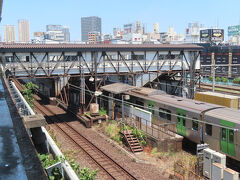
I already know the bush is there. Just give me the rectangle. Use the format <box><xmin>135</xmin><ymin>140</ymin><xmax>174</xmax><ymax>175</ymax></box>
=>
<box><xmin>209</xmin><ymin>76</ymin><xmax>213</xmax><ymax>82</ymax></box>
<box><xmin>233</xmin><ymin>77</ymin><xmax>240</xmax><ymax>84</ymax></box>
<box><xmin>22</xmin><ymin>82</ymin><xmax>39</xmax><ymax>109</ymax></box>
<box><xmin>215</xmin><ymin>77</ymin><xmax>221</xmax><ymax>82</ymax></box>
<box><xmin>79</xmin><ymin>167</ymin><xmax>97</xmax><ymax>180</ymax></box>
<box><xmin>221</xmin><ymin>77</ymin><xmax>228</xmax><ymax>83</ymax></box>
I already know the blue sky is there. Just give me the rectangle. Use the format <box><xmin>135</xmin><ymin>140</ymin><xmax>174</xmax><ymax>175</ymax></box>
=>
<box><xmin>1</xmin><ymin>0</ymin><xmax>240</xmax><ymax>41</ymax></box>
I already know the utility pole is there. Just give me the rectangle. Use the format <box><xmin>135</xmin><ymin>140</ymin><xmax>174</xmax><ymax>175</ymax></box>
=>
<box><xmin>212</xmin><ymin>64</ymin><xmax>215</xmax><ymax>92</ymax></box>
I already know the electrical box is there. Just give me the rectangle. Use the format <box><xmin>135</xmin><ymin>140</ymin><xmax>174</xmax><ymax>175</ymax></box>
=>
<box><xmin>212</xmin><ymin>163</ymin><xmax>224</xmax><ymax>180</ymax></box>
<box><xmin>212</xmin><ymin>151</ymin><xmax>226</xmax><ymax>167</ymax></box>
<box><xmin>203</xmin><ymin>148</ymin><xmax>216</xmax><ymax>178</ymax></box>
<box><xmin>223</xmin><ymin>168</ymin><xmax>239</xmax><ymax>180</ymax></box>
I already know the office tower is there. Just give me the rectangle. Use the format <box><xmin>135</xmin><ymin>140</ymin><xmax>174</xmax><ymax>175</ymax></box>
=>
<box><xmin>81</xmin><ymin>16</ymin><xmax>101</xmax><ymax>42</ymax></box>
<box><xmin>18</xmin><ymin>19</ymin><xmax>30</xmax><ymax>42</ymax></box>
<box><xmin>4</xmin><ymin>25</ymin><xmax>16</xmax><ymax>42</ymax></box>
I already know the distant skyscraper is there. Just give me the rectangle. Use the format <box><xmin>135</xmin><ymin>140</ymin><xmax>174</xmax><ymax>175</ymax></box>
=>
<box><xmin>62</xmin><ymin>26</ymin><xmax>70</xmax><ymax>42</ymax></box>
<box><xmin>153</xmin><ymin>23</ymin><xmax>159</xmax><ymax>33</ymax></box>
<box><xmin>45</xmin><ymin>25</ymin><xmax>70</xmax><ymax>42</ymax></box>
<box><xmin>81</xmin><ymin>16</ymin><xmax>101</xmax><ymax>42</ymax></box>
<box><xmin>18</xmin><ymin>19</ymin><xmax>30</xmax><ymax>42</ymax></box>
<box><xmin>4</xmin><ymin>25</ymin><xmax>16</xmax><ymax>42</ymax></box>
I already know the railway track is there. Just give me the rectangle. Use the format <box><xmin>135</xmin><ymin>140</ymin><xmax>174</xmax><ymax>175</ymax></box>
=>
<box><xmin>13</xmin><ymin>78</ymin><xmax>138</xmax><ymax>180</ymax></box>
<box><xmin>198</xmin><ymin>83</ymin><xmax>240</xmax><ymax>96</ymax></box>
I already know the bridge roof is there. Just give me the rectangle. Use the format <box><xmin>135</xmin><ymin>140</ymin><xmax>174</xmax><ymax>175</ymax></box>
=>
<box><xmin>0</xmin><ymin>43</ymin><xmax>203</xmax><ymax>53</ymax></box>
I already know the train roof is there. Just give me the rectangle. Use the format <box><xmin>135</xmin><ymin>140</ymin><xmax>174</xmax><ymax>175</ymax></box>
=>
<box><xmin>205</xmin><ymin>108</ymin><xmax>240</xmax><ymax>125</ymax></box>
<box><xmin>101</xmin><ymin>83</ymin><xmax>224</xmax><ymax>113</ymax></box>
<box><xmin>126</xmin><ymin>88</ymin><xmax>222</xmax><ymax>113</ymax></box>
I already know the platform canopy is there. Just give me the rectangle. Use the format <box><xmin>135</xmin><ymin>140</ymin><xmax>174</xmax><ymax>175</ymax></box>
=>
<box><xmin>100</xmin><ymin>83</ymin><xmax>137</xmax><ymax>94</ymax></box>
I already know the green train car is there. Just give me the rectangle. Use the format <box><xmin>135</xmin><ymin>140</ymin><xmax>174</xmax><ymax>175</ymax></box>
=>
<box><xmin>126</xmin><ymin>88</ymin><xmax>240</xmax><ymax>161</ymax></box>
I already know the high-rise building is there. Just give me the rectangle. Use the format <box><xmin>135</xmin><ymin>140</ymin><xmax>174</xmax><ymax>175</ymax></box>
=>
<box><xmin>45</xmin><ymin>25</ymin><xmax>70</xmax><ymax>42</ymax></box>
<box><xmin>62</xmin><ymin>26</ymin><xmax>70</xmax><ymax>42</ymax></box>
<box><xmin>81</xmin><ymin>16</ymin><xmax>101</xmax><ymax>42</ymax></box>
<box><xmin>88</xmin><ymin>31</ymin><xmax>101</xmax><ymax>44</ymax></box>
<box><xmin>153</xmin><ymin>23</ymin><xmax>159</xmax><ymax>33</ymax></box>
<box><xmin>18</xmin><ymin>19</ymin><xmax>30</xmax><ymax>42</ymax></box>
<box><xmin>4</xmin><ymin>25</ymin><xmax>16</xmax><ymax>43</ymax></box>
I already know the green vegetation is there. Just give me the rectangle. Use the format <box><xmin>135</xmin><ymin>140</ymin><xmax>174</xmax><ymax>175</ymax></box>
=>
<box><xmin>209</xmin><ymin>76</ymin><xmax>213</xmax><ymax>82</ymax></box>
<box><xmin>79</xmin><ymin>167</ymin><xmax>98</xmax><ymax>180</ymax></box>
<box><xmin>39</xmin><ymin>153</ymin><xmax>97</xmax><ymax>180</ymax></box>
<box><xmin>99</xmin><ymin>107</ymin><xmax>107</xmax><ymax>116</ymax></box>
<box><xmin>132</xmin><ymin>128</ymin><xmax>147</xmax><ymax>146</ymax></box>
<box><xmin>105</xmin><ymin>122</ymin><xmax>122</xmax><ymax>144</ymax></box>
<box><xmin>38</xmin><ymin>154</ymin><xmax>63</xmax><ymax>180</ymax></box>
<box><xmin>215</xmin><ymin>77</ymin><xmax>221</xmax><ymax>82</ymax></box>
<box><xmin>104</xmin><ymin>121</ymin><xmax>147</xmax><ymax>146</ymax></box>
<box><xmin>221</xmin><ymin>77</ymin><xmax>228</xmax><ymax>83</ymax></box>
<box><xmin>232</xmin><ymin>77</ymin><xmax>240</xmax><ymax>84</ymax></box>
<box><xmin>209</xmin><ymin>76</ymin><xmax>229</xmax><ymax>83</ymax></box>
<box><xmin>22</xmin><ymin>82</ymin><xmax>39</xmax><ymax>109</ymax></box>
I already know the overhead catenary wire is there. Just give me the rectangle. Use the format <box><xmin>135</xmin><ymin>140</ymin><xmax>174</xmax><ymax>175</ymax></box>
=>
<box><xmin>68</xmin><ymin>83</ymin><xmax>239</xmax><ymax>131</ymax></box>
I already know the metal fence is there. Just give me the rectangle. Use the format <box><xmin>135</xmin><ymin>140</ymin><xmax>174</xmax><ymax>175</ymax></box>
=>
<box><xmin>115</xmin><ymin>104</ymin><xmax>177</xmax><ymax>140</ymax></box>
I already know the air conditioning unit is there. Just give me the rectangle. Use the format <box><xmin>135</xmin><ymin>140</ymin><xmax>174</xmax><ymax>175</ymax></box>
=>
<box><xmin>212</xmin><ymin>162</ymin><xmax>224</xmax><ymax>180</ymax></box>
<box><xmin>212</xmin><ymin>151</ymin><xmax>226</xmax><ymax>167</ymax></box>
<box><xmin>223</xmin><ymin>168</ymin><xmax>239</xmax><ymax>180</ymax></box>
<box><xmin>203</xmin><ymin>148</ymin><xmax>216</xmax><ymax>178</ymax></box>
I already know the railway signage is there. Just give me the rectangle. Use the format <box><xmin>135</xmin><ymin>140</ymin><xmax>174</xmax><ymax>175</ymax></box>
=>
<box><xmin>134</xmin><ymin>107</ymin><xmax>152</xmax><ymax>126</ymax></box>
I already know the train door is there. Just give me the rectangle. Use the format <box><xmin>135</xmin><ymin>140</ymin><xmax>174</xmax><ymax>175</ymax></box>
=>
<box><xmin>176</xmin><ymin>109</ymin><xmax>186</xmax><ymax>136</ymax></box>
<box><xmin>220</xmin><ymin>120</ymin><xmax>235</xmax><ymax>157</ymax></box>
<box><xmin>221</xmin><ymin>128</ymin><xmax>235</xmax><ymax>156</ymax></box>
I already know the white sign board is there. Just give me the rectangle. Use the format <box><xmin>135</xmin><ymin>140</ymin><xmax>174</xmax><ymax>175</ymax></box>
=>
<box><xmin>134</xmin><ymin>107</ymin><xmax>152</xmax><ymax>126</ymax></box>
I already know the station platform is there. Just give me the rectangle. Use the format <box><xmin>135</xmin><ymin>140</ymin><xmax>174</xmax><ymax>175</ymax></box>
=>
<box><xmin>0</xmin><ymin>76</ymin><xmax>47</xmax><ymax>180</ymax></box>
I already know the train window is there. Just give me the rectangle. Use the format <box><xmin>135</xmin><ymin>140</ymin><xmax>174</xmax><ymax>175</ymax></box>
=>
<box><xmin>192</xmin><ymin>119</ymin><xmax>198</xmax><ymax>131</ymax></box>
<box><xmin>229</xmin><ymin>130</ymin><xmax>234</xmax><ymax>144</ymax></box>
<box><xmin>159</xmin><ymin>108</ymin><xmax>171</xmax><ymax>121</ymax></box>
<box><xmin>183</xmin><ymin>119</ymin><xmax>186</xmax><ymax>126</ymax></box>
<box><xmin>206</xmin><ymin>124</ymin><xmax>212</xmax><ymax>136</ymax></box>
<box><xmin>136</xmin><ymin>100</ymin><xmax>144</xmax><ymax>107</ymax></box>
<box><xmin>221</xmin><ymin>128</ymin><xmax>226</xmax><ymax>141</ymax></box>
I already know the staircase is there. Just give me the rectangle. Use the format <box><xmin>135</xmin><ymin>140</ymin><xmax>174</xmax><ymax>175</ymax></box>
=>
<box><xmin>135</xmin><ymin>73</ymin><xmax>159</xmax><ymax>87</ymax></box>
<box><xmin>122</xmin><ymin>130</ymin><xmax>143</xmax><ymax>153</ymax></box>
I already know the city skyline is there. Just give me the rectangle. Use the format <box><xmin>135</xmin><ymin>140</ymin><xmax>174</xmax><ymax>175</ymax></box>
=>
<box><xmin>1</xmin><ymin>0</ymin><xmax>240</xmax><ymax>41</ymax></box>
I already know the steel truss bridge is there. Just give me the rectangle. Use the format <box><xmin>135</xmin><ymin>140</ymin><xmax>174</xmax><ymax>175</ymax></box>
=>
<box><xmin>0</xmin><ymin>43</ymin><xmax>202</xmax><ymax>107</ymax></box>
